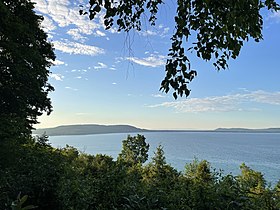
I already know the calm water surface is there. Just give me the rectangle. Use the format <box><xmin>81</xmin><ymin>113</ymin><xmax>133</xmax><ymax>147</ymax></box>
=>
<box><xmin>49</xmin><ymin>132</ymin><xmax>280</xmax><ymax>185</ymax></box>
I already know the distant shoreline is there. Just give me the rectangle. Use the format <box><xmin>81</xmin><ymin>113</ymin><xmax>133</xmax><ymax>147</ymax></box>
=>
<box><xmin>33</xmin><ymin>124</ymin><xmax>280</xmax><ymax>136</ymax></box>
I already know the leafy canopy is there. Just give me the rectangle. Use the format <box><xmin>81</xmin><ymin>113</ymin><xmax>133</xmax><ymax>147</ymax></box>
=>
<box><xmin>0</xmin><ymin>0</ymin><xmax>55</xmax><ymax>138</ymax></box>
<box><xmin>118</xmin><ymin>134</ymin><xmax>149</xmax><ymax>165</ymax></box>
<box><xmin>81</xmin><ymin>0</ymin><xmax>279</xmax><ymax>99</ymax></box>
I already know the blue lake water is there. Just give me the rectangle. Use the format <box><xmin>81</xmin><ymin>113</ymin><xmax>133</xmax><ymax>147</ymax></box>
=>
<box><xmin>48</xmin><ymin>132</ymin><xmax>280</xmax><ymax>186</ymax></box>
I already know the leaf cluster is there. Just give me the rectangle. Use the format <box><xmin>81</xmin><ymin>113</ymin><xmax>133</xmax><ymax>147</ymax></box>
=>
<box><xmin>82</xmin><ymin>0</ymin><xmax>280</xmax><ymax>98</ymax></box>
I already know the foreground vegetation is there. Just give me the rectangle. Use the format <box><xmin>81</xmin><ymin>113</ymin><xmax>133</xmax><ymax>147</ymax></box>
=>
<box><xmin>1</xmin><ymin>134</ymin><xmax>280</xmax><ymax>210</ymax></box>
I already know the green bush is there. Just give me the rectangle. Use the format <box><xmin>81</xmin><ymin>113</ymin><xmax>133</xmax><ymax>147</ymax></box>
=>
<box><xmin>1</xmin><ymin>134</ymin><xmax>279</xmax><ymax>209</ymax></box>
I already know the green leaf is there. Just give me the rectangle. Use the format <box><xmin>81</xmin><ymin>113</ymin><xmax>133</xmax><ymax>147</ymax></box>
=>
<box><xmin>19</xmin><ymin>195</ymin><xmax>28</xmax><ymax>206</ymax></box>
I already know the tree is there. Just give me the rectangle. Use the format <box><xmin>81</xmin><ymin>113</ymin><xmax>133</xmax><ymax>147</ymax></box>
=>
<box><xmin>118</xmin><ymin>134</ymin><xmax>150</xmax><ymax>165</ymax></box>
<box><xmin>81</xmin><ymin>0</ymin><xmax>279</xmax><ymax>98</ymax></box>
<box><xmin>0</xmin><ymin>0</ymin><xmax>55</xmax><ymax>139</ymax></box>
<box><xmin>143</xmin><ymin>145</ymin><xmax>179</xmax><ymax>187</ymax></box>
<box><xmin>185</xmin><ymin>159</ymin><xmax>213</xmax><ymax>182</ymax></box>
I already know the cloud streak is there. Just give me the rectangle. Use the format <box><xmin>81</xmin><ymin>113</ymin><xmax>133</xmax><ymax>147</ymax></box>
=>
<box><xmin>126</xmin><ymin>54</ymin><xmax>166</xmax><ymax>67</ymax></box>
<box><xmin>52</xmin><ymin>59</ymin><xmax>65</xmax><ymax>65</ymax></box>
<box><xmin>152</xmin><ymin>94</ymin><xmax>166</xmax><ymax>98</ymax></box>
<box><xmin>50</xmin><ymin>73</ymin><xmax>64</xmax><ymax>81</ymax></box>
<box><xmin>65</xmin><ymin>86</ymin><xmax>78</xmax><ymax>91</ymax></box>
<box><xmin>53</xmin><ymin>41</ymin><xmax>105</xmax><ymax>56</ymax></box>
<box><xmin>94</xmin><ymin>62</ymin><xmax>107</xmax><ymax>69</ymax></box>
<box><xmin>148</xmin><ymin>90</ymin><xmax>280</xmax><ymax>113</ymax></box>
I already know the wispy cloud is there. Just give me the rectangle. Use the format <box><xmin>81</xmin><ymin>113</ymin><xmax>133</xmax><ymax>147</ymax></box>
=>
<box><xmin>148</xmin><ymin>90</ymin><xmax>280</xmax><ymax>113</ymax></box>
<box><xmin>96</xmin><ymin>30</ymin><xmax>106</xmax><ymax>37</ymax></box>
<box><xmin>126</xmin><ymin>54</ymin><xmax>166</xmax><ymax>67</ymax></box>
<box><xmin>53</xmin><ymin>41</ymin><xmax>105</xmax><ymax>56</ymax></box>
<box><xmin>67</xmin><ymin>29</ymin><xmax>87</xmax><ymax>42</ymax></box>
<box><xmin>94</xmin><ymin>62</ymin><xmax>107</xmax><ymax>69</ymax></box>
<box><xmin>152</xmin><ymin>94</ymin><xmax>166</xmax><ymax>98</ymax></box>
<box><xmin>138</xmin><ymin>24</ymin><xmax>170</xmax><ymax>37</ymax></box>
<box><xmin>40</xmin><ymin>16</ymin><xmax>56</xmax><ymax>32</ymax></box>
<box><xmin>139</xmin><ymin>30</ymin><xmax>157</xmax><ymax>36</ymax></box>
<box><xmin>65</xmin><ymin>86</ymin><xmax>78</xmax><ymax>91</ymax></box>
<box><xmin>53</xmin><ymin>59</ymin><xmax>65</xmax><ymax>65</ymax></box>
<box><xmin>35</xmin><ymin>0</ymin><xmax>107</xmax><ymax>38</ymax></box>
<box><xmin>50</xmin><ymin>73</ymin><xmax>64</xmax><ymax>81</ymax></box>
<box><xmin>71</xmin><ymin>69</ymin><xmax>87</xmax><ymax>73</ymax></box>
<box><xmin>250</xmin><ymin>90</ymin><xmax>280</xmax><ymax>105</ymax></box>
<box><xmin>268</xmin><ymin>11</ymin><xmax>280</xmax><ymax>22</ymax></box>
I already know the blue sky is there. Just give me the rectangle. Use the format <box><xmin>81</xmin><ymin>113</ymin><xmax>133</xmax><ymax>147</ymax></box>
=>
<box><xmin>34</xmin><ymin>0</ymin><xmax>280</xmax><ymax>130</ymax></box>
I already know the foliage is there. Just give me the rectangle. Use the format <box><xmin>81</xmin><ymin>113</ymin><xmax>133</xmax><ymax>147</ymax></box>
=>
<box><xmin>0</xmin><ymin>0</ymin><xmax>55</xmax><ymax>139</ymax></box>
<box><xmin>81</xmin><ymin>0</ymin><xmax>280</xmax><ymax>98</ymax></box>
<box><xmin>118</xmin><ymin>134</ymin><xmax>149</xmax><ymax>165</ymax></box>
<box><xmin>11</xmin><ymin>193</ymin><xmax>37</xmax><ymax>210</ymax></box>
<box><xmin>185</xmin><ymin>158</ymin><xmax>213</xmax><ymax>183</ymax></box>
<box><xmin>0</xmin><ymin>135</ymin><xmax>64</xmax><ymax>210</ymax></box>
<box><xmin>1</xmin><ymin>134</ymin><xmax>280</xmax><ymax>209</ymax></box>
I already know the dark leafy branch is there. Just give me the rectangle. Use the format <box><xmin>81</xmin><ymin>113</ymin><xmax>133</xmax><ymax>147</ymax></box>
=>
<box><xmin>0</xmin><ymin>0</ymin><xmax>55</xmax><ymax>138</ymax></box>
<box><xmin>81</xmin><ymin>0</ymin><xmax>279</xmax><ymax>98</ymax></box>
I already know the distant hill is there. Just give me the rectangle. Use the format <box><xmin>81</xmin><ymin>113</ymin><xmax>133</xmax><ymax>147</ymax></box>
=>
<box><xmin>33</xmin><ymin>124</ymin><xmax>280</xmax><ymax>136</ymax></box>
<box><xmin>215</xmin><ymin>128</ymin><xmax>280</xmax><ymax>133</ymax></box>
<box><xmin>33</xmin><ymin>124</ymin><xmax>149</xmax><ymax>136</ymax></box>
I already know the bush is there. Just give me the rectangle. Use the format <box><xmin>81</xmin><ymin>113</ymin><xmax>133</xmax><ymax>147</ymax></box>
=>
<box><xmin>1</xmin><ymin>134</ymin><xmax>279</xmax><ymax>209</ymax></box>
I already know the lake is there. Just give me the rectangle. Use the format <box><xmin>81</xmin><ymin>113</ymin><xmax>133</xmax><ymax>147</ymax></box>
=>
<box><xmin>48</xmin><ymin>132</ymin><xmax>280</xmax><ymax>186</ymax></box>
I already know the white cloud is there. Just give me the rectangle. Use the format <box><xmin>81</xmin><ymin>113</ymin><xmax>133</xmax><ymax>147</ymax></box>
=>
<box><xmin>162</xmin><ymin>27</ymin><xmax>170</xmax><ymax>35</ymax></box>
<box><xmin>34</xmin><ymin>0</ymin><xmax>49</xmax><ymax>14</ymax></box>
<box><xmin>96</xmin><ymin>30</ymin><xmax>106</xmax><ymax>37</ymax></box>
<box><xmin>65</xmin><ymin>86</ymin><xmax>78</xmax><ymax>91</ymax></box>
<box><xmin>152</xmin><ymin>94</ymin><xmax>166</xmax><ymax>98</ymax></box>
<box><xmin>94</xmin><ymin>62</ymin><xmax>107</xmax><ymax>69</ymax></box>
<box><xmin>53</xmin><ymin>59</ymin><xmax>65</xmax><ymax>65</ymax></box>
<box><xmin>249</xmin><ymin>90</ymin><xmax>280</xmax><ymax>105</ymax></box>
<box><xmin>50</xmin><ymin>73</ymin><xmax>64</xmax><ymax>81</ymax></box>
<box><xmin>138</xmin><ymin>24</ymin><xmax>170</xmax><ymax>37</ymax></box>
<box><xmin>126</xmin><ymin>54</ymin><xmax>166</xmax><ymax>67</ymax></box>
<box><xmin>139</xmin><ymin>30</ymin><xmax>157</xmax><ymax>36</ymax></box>
<box><xmin>148</xmin><ymin>90</ymin><xmax>280</xmax><ymax>113</ymax></box>
<box><xmin>112</xmin><ymin>82</ymin><xmax>117</xmax><ymax>85</ymax></box>
<box><xmin>34</xmin><ymin>0</ymin><xmax>105</xmax><ymax>37</ymax></box>
<box><xmin>53</xmin><ymin>41</ymin><xmax>105</xmax><ymax>56</ymax></box>
<box><xmin>40</xmin><ymin>15</ymin><xmax>56</xmax><ymax>32</ymax></box>
<box><xmin>67</xmin><ymin>29</ymin><xmax>87</xmax><ymax>42</ymax></box>
<box><xmin>35</xmin><ymin>0</ymin><xmax>169</xmax><ymax>42</ymax></box>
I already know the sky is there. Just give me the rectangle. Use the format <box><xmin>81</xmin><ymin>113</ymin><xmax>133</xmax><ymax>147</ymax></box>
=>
<box><xmin>33</xmin><ymin>0</ymin><xmax>280</xmax><ymax>130</ymax></box>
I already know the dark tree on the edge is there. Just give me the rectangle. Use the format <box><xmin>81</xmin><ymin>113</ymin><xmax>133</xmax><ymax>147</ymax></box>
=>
<box><xmin>0</xmin><ymin>0</ymin><xmax>55</xmax><ymax>139</ymax></box>
<box><xmin>81</xmin><ymin>0</ymin><xmax>279</xmax><ymax>99</ymax></box>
